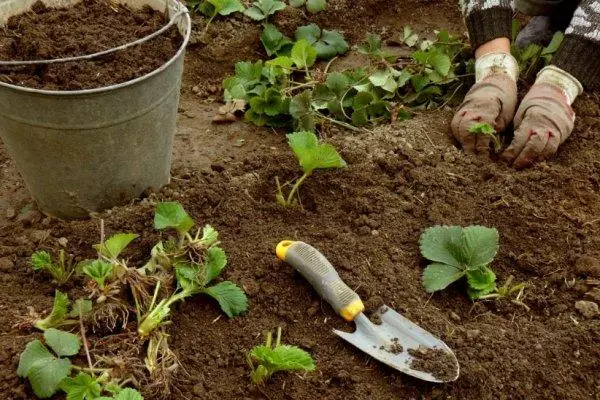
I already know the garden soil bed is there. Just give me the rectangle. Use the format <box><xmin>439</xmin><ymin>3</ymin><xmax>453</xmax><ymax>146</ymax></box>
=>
<box><xmin>0</xmin><ymin>0</ymin><xmax>182</xmax><ymax>90</ymax></box>
<box><xmin>1</xmin><ymin>0</ymin><xmax>599</xmax><ymax>399</ymax></box>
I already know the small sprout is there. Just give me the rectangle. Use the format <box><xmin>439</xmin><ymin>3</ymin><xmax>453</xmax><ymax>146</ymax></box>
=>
<box><xmin>469</xmin><ymin>122</ymin><xmax>502</xmax><ymax>152</ymax></box>
<box><xmin>30</xmin><ymin>250</ymin><xmax>75</xmax><ymax>285</ymax></box>
<box><xmin>82</xmin><ymin>260</ymin><xmax>114</xmax><ymax>290</ymax></box>
<box><xmin>247</xmin><ymin>327</ymin><xmax>315</xmax><ymax>384</ymax></box>
<box><xmin>276</xmin><ymin>131</ymin><xmax>346</xmax><ymax>207</ymax></box>
<box><xmin>94</xmin><ymin>233</ymin><xmax>138</xmax><ymax>261</ymax></box>
<box><xmin>420</xmin><ymin>225</ymin><xmax>499</xmax><ymax>299</ymax></box>
<box><xmin>34</xmin><ymin>290</ymin><xmax>92</xmax><ymax>331</ymax></box>
<box><xmin>478</xmin><ymin>275</ymin><xmax>530</xmax><ymax>311</ymax></box>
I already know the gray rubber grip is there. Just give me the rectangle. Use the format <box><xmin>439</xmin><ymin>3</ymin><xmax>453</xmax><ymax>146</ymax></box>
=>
<box><xmin>284</xmin><ymin>242</ymin><xmax>363</xmax><ymax>319</ymax></box>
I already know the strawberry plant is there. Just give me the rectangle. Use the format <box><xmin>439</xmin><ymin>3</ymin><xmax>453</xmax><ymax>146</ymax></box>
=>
<box><xmin>469</xmin><ymin>122</ymin><xmax>502</xmax><ymax>151</ymax></box>
<box><xmin>136</xmin><ymin>202</ymin><xmax>247</xmax><ymax>336</ymax></box>
<box><xmin>276</xmin><ymin>131</ymin><xmax>346</xmax><ymax>206</ymax></box>
<box><xmin>247</xmin><ymin>327</ymin><xmax>315</xmax><ymax>384</ymax></box>
<box><xmin>420</xmin><ymin>226</ymin><xmax>499</xmax><ymax>299</ymax></box>
<box><xmin>18</xmin><ymin>328</ymin><xmax>143</xmax><ymax>399</ymax></box>
<box><xmin>289</xmin><ymin>0</ymin><xmax>327</xmax><ymax>13</ymax></box>
<box><xmin>33</xmin><ymin>290</ymin><xmax>91</xmax><ymax>331</ymax></box>
<box><xmin>30</xmin><ymin>249</ymin><xmax>75</xmax><ymax>285</ymax></box>
<box><xmin>187</xmin><ymin>0</ymin><xmax>245</xmax><ymax>35</ymax></box>
<box><xmin>222</xmin><ymin>27</ymin><xmax>472</xmax><ymax>131</ymax></box>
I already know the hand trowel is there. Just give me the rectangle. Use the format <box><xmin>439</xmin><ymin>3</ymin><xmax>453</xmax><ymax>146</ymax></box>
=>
<box><xmin>276</xmin><ymin>240</ymin><xmax>460</xmax><ymax>383</ymax></box>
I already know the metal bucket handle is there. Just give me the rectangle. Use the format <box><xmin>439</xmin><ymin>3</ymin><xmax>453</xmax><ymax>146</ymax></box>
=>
<box><xmin>0</xmin><ymin>2</ymin><xmax>188</xmax><ymax>66</ymax></box>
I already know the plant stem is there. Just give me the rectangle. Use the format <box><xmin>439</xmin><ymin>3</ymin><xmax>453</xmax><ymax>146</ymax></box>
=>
<box><xmin>275</xmin><ymin>327</ymin><xmax>282</xmax><ymax>347</ymax></box>
<box><xmin>286</xmin><ymin>172</ymin><xmax>311</xmax><ymax>206</ymax></box>
<box><xmin>148</xmin><ymin>282</ymin><xmax>161</xmax><ymax>314</ymax></box>
<box><xmin>79</xmin><ymin>302</ymin><xmax>94</xmax><ymax>371</ymax></box>
<box><xmin>316</xmin><ymin>112</ymin><xmax>361</xmax><ymax>132</ymax></box>
<box><xmin>201</xmin><ymin>13</ymin><xmax>217</xmax><ymax>37</ymax></box>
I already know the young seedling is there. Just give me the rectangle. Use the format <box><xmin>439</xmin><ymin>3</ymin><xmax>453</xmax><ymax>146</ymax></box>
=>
<box><xmin>188</xmin><ymin>0</ymin><xmax>245</xmax><ymax>36</ymax></box>
<box><xmin>276</xmin><ymin>131</ymin><xmax>346</xmax><ymax>207</ymax></box>
<box><xmin>136</xmin><ymin>202</ymin><xmax>247</xmax><ymax>337</ymax></box>
<box><xmin>420</xmin><ymin>225</ymin><xmax>499</xmax><ymax>299</ymax></box>
<box><xmin>30</xmin><ymin>290</ymin><xmax>92</xmax><ymax>331</ymax></box>
<box><xmin>247</xmin><ymin>327</ymin><xmax>315</xmax><ymax>384</ymax></box>
<box><xmin>30</xmin><ymin>250</ymin><xmax>75</xmax><ymax>285</ymax></box>
<box><xmin>289</xmin><ymin>0</ymin><xmax>327</xmax><ymax>14</ymax></box>
<box><xmin>469</xmin><ymin>122</ymin><xmax>502</xmax><ymax>152</ymax></box>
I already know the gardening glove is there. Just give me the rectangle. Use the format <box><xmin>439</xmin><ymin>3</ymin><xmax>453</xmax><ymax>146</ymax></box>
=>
<box><xmin>501</xmin><ymin>65</ymin><xmax>583</xmax><ymax>169</ymax></box>
<box><xmin>451</xmin><ymin>52</ymin><xmax>519</xmax><ymax>153</ymax></box>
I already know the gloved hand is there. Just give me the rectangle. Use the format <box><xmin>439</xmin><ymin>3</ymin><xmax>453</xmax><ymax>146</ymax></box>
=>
<box><xmin>501</xmin><ymin>66</ymin><xmax>582</xmax><ymax>169</ymax></box>
<box><xmin>451</xmin><ymin>52</ymin><xmax>519</xmax><ymax>153</ymax></box>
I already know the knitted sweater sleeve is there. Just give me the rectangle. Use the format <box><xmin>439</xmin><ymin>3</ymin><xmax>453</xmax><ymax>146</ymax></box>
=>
<box><xmin>552</xmin><ymin>1</ymin><xmax>600</xmax><ymax>88</ymax></box>
<box><xmin>460</xmin><ymin>1</ymin><xmax>514</xmax><ymax>49</ymax></box>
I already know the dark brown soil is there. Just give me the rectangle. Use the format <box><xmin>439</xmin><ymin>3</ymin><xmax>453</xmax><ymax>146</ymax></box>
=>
<box><xmin>1</xmin><ymin>1</ymin><xmax>600</xmax><ymax>399</ymax></box>
<box><xmin>0</xmin><ymin>0</ymin><xmax>182</xmax><ymax>90</ymax></box>
<box><xmin>408</xmin><ymin>345</ymin><xmax>457</xmax><ymax>382</ymax></box>
<box><xmin>380</xmin><ymin>337</ymin><xmax>403</xmax><ymax>355</ymax></box>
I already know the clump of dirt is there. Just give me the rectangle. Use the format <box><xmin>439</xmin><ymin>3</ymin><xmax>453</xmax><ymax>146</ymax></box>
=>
<box><xmin>379</xmin><ymin>337</ymin><xmax>403</xmax><ymax>354</ymax></box>
<box><xmin>0</xmin><ymin>0</ymin><xmax>182</xmax><ymax>90</ymax></box>
<box><xmin>408</xmin><ymin>345</ymin><xmax>457</xmax><ymax>382</ymax></box>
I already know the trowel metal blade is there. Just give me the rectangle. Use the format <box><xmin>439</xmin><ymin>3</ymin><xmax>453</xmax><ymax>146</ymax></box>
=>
<box><xmin>333</xmin><ymin>305</ymin><xmax>459</xmax><ymax>383</ymax></box>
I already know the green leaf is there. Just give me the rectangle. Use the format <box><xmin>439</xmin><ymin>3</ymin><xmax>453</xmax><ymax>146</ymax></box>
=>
<box><xmin>261</xmin><ymin>24</ymin><xmax>292</xmax><ymax>56</ymax></box>
<box><xmin>541</xmin><ymin>31</ymin><xmax>564</xmax><ymax>56</ymax></box>
<box><xmin>325</xmin><ymin>72</ymin><xmax>350</xmax><ymax>97</ymax></box>
<box><xmin>410</xmin><ymin>75</ymin><xmax>430</xmax><ymax>92</ymax></box>
<box><xmin>289</xmin><ymin>0</ymin><xmax>305</xmax><ymax>6</ymax></box>
<box><xmin>469</xmin><ymin>122</ymin><xmax>495</xmax><ymax>135</ymax></box>
<box><xmin>422</xmin><ymin>263</ymin><xmax>465</xmax><ymax>293</ymax></box>
<box><xmin>357</xmin><ymin>33</ymin><xmax>382</xmax><ymax>56</ymax></box>
<box><xmin>306</xmin><ymin>0</ymin><xmax>326</xmax><ymax>13</ymax></box>
<box><xmin>314</xmin><ymin>30</ymin><xmax>349</xmax><ymax>59</ymax></box>
<box><xmin>266</xmin><ymin>56</ymin><xmax>294</xmax><ymax>69</ymax></box>
<box><xmin>44</xmin><ymin>328</ymin><xmax>81</xmax><ymax>357</ymax></box>
<box><xmin>295</xmin><ymin>23</ymin><xmax>321</xmax><ymax>44</ymax></box>
<box><xmin>419</xmin><ymin>226</ymin><xmax>464</xmax><ymax>268</ymax></box>
<box><xmin>94</xmin><ymin>233</ymin><xmax>138</xmax><ymax>259</ymax></box>
<box><xmin>175</xmin><ymin>262</ymin><xmax>201</xmax><ymax>292</ymax></box>
<box><xmin>82</xmin><ymin>260</ymin><xmax>113</xmax><ymax>288</ymax></box>
<box><xmin>28</xmin><ymin>357</ymin><xmax>72</xmax><ymax>398</ymax></box>
<box><xmin>402</xmin><ymin>26</ymin><xmax>419</xmax><ymax>47</ymax></box>
<box><xmin>209</xmin><ymin>0</ymin><xmax>245</xmax><ymax>15</ymax></box>
<box><xmin>291</xmin><ymin>39</ymin><xmax>317</xmax><ymax>68</ymax></box>
<box><xmin>199</xmin><ymin>224</ymin><xmax>219</xmax><ymax>247</ymax></box>
<box><xmin>286</xmin><ymin>131</ymin><xmax>346</xmax><ymax>174</ymax></box>
<box><xmin>289</xmin><ymin>91</ymin><xmax>315</xmax><ymax>132</ymax></box>
<box><xmin>369</xmin><ymin>70</ymin><xmax>398</xmax><ymax>92</ymax></box>
<box><xmin>154</xmin><ymin>202</ymin><xmax>194</xmax><ymax>235</ymax></box>
<box><xmin>466</xmin><ymin>266</ymin><xmax>497</xmax><ymax>291</ymax></box>
<box><xmin>250</xmin><ymin>344</ymin><xmax>315</xmax><ymax>379</ymax></box>
<box><xmin>244</xmin><ymin>0</ymin><xmax>286</xmax><ymax>21</ymax></box>
<box><xmin>428</xmin><ymin>53</ymin><xmax>451</xmax><ymax>76</ymax></box>
<box><xmin>30</xmin><ymin>251</ymin><xmax>53</xmax><ymax>271</ymax></box>
<box><xmin>34</xmin><ymin>290</ymin><xmax>70</xmax><ymax>331</ymax></box>
<box><xmin>60</xmin><ymin>372</ymin><xmax>102</xmax><ymax>400</ymax></box>
<box><xmin>18</xmin><ymin>340</ymin><xmax>72</xmax><ymax>398</ymax></box>
<box><xmin>115</xmin><ymin>388</ymin><xmax>144</xmax><ymax>400</ymax></box>
<box><xmin>17</xmin><ymin>340</ymin><xmax>54</xmax><ymax>377</ymax></box>
<box><xmin>203</xmin><ymin>281</ymin><xmax>248</xmax><ymax>317</ymax></box>
<box><xmin>203</xmin><ymin>246</ymin><xmax>228</xmax><ymax>285</ymax></box>
<box><xmin>461</xmin><ymin>226</ymin><xmax>499</xmax><ymax>268</ymax></box>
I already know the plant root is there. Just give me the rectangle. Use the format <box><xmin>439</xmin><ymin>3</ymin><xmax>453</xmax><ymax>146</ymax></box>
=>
<box><xmin>91</xmin><ymin>300</ymin><xmax>130</xmax><ymax>333</ymax></box>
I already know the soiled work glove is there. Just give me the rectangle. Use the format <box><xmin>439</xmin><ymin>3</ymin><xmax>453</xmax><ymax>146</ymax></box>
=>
<box><xmin>451</xmin><ymin>52</ymin><xmax>519</xmax><ymax>153</ymax></box>
<box><xmin>502</xmin><ymin>65</ymin><xmax>583</xmax><ymax>169</ymax></box>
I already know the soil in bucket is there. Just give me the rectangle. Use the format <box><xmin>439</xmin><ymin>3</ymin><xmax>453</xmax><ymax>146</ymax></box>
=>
<box><xmin>0</xmin><ymin>0</ymin><xmax>183</xmax><ymax>90</ymax></box>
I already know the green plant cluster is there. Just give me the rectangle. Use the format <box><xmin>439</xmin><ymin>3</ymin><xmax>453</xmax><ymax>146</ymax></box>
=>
<box><xmin>22</xmin><ymin>202</ymin><xmax>247</xmax><ymax>398</ymax></box>
<box><xmin>18</xmin><ymin>329</ymin><xmax>142</xmax><ymax>399</ymax></box>
<box><xmin>223</xmin><ymin>26</ymin><xmax>472</xmax><ymax>131</ymax></box>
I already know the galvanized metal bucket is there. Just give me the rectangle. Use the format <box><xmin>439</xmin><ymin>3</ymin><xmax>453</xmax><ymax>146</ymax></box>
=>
<box><xmin>0</xmin><ymin>0</ymin><xmax>191</xmax><ymax>219</ymax></box>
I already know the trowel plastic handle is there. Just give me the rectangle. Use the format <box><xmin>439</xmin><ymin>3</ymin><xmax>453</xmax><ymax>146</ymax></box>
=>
<box><xmin>276</xmin><ymin>241</ymin><xmax>364</xmax><ymax>322</ymax></box>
